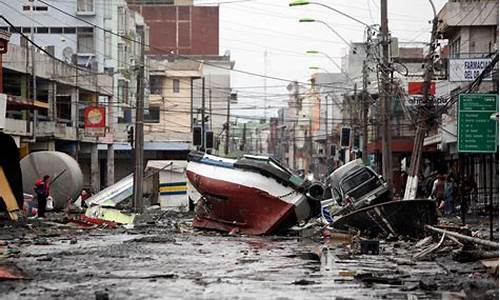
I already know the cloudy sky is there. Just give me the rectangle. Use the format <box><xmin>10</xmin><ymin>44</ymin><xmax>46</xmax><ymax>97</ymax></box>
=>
<box><xmin>194</xmin><ymin>0</ymin><xmax>448</xmax><ymax>118</ymax></box>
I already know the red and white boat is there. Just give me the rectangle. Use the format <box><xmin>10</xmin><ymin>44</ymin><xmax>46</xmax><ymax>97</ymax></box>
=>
<box><xmin>186</xmin><ymin>152</ymin><xmax>322</xmax><ymax>235</ymax></box>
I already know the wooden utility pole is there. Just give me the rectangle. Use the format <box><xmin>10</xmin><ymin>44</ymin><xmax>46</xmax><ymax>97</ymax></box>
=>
<box><xmin>404</xmin><ymin>6</ymin><xmax>438</xmax><ymax>200</ymax></box>
<box><xmin>133</xmin><ymin>27</ymin><xmax>145</xmax><ymax>213</ymax></box>
<box><xmin>380</xmin><ymin>0</ymin><xmax>393</xmax><ymax>187</ymax></box>
<box><xmin>201</xmin><ymin>77</ymin><xmax>206</xmax><ymax>151</ymax></box>
<box><xmin>362</xmin><ymin>59</ymin><xmax>369</xmax><ymax>164</ymax></box>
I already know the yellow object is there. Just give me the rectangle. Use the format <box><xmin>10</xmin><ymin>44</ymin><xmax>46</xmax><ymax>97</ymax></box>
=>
<box><xmin>0</xmin><ymin>167</ymin><xmax>20</xmax><ymax>220</ymax></box>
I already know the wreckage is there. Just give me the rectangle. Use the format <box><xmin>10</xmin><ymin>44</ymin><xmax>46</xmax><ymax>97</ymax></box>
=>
<box><xmin>322</xmin><ymin>159</ymin><xmax>438</xmax><ymax>238</ymax></box>
<box><xmin>186</xmin><ymin>152</ymin><xmax>324</xmax><ymax>235</ymax></box>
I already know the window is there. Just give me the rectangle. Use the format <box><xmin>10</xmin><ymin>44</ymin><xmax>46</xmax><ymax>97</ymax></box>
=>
<box><xmin>34</xmin><ymin>6</ymin><xmax>48</xmax><ymax>11</ymax></box>
<box><xmin>173</xmin><ymin>79</ymin><xmax>180</xmax><ymax>93</ymax></box>
<box><xmin>63</xmin><ymin>27</ymin><xmax>76</xmax><ymax>34</ymax></box>
<box><xmin>117</xmin><ymin>80</ymin><xmax>129</xmax><ymax>104</ymax></box>
<box><xmin>22</xmin><ymin>27</ymin><xmax>31</xmax><ymax>33</ymax></box>
<box><xmin>450</xmin><ymin>37</ymin><xmax>461</xmax><ymax>59</ymax></box>
<box><xmin>50</xmin><ymin>27</ymin><xmax>63</xmax><ymax>34</ymax></box>
<box><xmin>144</xmin><ymin>106</ymin><xmax>160</xmax><ymax>123</ymax></box>
<box><xmin>77</xmin><ymin>0</ymin><xmax>94</xmax><ymax>13</ymax></box>
<box><xmin>117</xmin><ymin>7</ymin><xmax>126</xmax><ymax>33</ymax></box>
<box><xmin>103</xmin><ymin>0</ymin><xmax>112</xmax><ymax>19</ymax></box>
<box><xmin>150</xmin><ymin>76</ymin><xmax>163</xmax><ymax>95</ymax></box>
<box><xmin>117</xmin><ymin>43</ymin><xmax>125</xmax><ymax>69</ymax></box>
<box><xmin>104</xmin><ymin>32</ymin><xmax>112</xmax><ymax>58</ymax></box>
<box><xmin>77</xmin><ymin>27</ymin><xmax>94</xmax><ymax>53</ymax></box>
<box><xmin>36</xmin><ymin>27</ymin><xmax>49</xmax><ymax>34</ymax></box>
<box><xmin>22</xmin><ymin>5</ymin><xmax>30</xmax><ymax>11</ymax></box>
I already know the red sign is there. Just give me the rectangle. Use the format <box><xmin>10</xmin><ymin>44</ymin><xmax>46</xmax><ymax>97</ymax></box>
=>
<box><xmin>84</xmin><ymin>106</ymin><xmax>106</xmax><ymax>136</ymax></box>
<box><xmin>408</xmin><ymin>82</ymin><xmax>436</xmax><ymax>96</ymax></box>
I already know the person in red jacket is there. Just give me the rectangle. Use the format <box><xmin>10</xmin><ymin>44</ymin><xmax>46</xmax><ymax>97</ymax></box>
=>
<box><xmin>34</xmin><ymin>175</ymin><xmax>50</xmax><ymax>218</ymax></box>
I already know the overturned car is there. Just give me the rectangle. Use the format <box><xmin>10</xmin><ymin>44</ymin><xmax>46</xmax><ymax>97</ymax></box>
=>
<box><xmin>324</xmin><ymin>159</ymin><xmax>392</xmax><ymax>215</ymax></box>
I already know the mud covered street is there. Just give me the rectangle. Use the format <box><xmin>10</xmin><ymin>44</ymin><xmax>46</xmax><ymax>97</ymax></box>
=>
<box><xmin>0</xmin><ymin>212</ymin><xmax>498</xmax><ymax>300</ymax></box>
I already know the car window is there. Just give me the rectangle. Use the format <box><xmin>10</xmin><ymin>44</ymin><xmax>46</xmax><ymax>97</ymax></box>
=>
<box><xmin>341</xmin><ymin>168</ymin><xmax>375</xmax><ymax>194</ymax></box>
<box><xmin>331</xmin><ymin>187</ymin><xmax>342</xmax><ymax>205</ymax></box>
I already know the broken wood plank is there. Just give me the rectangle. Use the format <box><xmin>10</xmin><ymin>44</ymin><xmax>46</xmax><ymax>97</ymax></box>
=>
<box><xmin>425</xmin><ymin>225</ymin><xmax>499</xmax><ymax>249</ymax></box>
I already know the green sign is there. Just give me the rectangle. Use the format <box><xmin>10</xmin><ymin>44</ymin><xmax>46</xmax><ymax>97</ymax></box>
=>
<box><xmin>458</xmin><ymin>94</ymin><xmax>498</xmax><ymax>153</ymax></box>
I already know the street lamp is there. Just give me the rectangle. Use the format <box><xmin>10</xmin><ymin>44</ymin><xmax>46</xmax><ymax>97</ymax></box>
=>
<box><xmin>299</xmin><ymin>18</ymin><xmax>355</xmax><ymax>54</ymax></box>
<box><xmin>307</xmin><ymin>50</ymin><xmax>355</xmax><ymax>84</ymax></box>
<box><xmin>290</xmin><ymin>0</ymin><xmax>371</xmax><ymax>28</ymax></box>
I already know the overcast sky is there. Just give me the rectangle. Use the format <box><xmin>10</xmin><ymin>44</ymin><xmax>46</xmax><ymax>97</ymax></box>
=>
<box><xmin>194</xmin><ymin>0</ymin><xmax>448</xmax><ymax>119</ymax></box>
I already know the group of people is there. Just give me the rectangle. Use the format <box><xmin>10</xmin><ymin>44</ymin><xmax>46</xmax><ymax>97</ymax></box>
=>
<box><xmin>416</xmin><ymin>172</ymin><xmax>478</xmax><ymax>216</ymax></box>
<box><xmin>33</xmin><ymin>175</ymin><xmax>93</xmax><ymax>218</ymax></box>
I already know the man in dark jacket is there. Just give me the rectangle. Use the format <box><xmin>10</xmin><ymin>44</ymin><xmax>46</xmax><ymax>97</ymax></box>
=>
<box><xmin>34</xmin><ymin>175</ymin><xmax>50</xmax><ymax>218</ymax></box>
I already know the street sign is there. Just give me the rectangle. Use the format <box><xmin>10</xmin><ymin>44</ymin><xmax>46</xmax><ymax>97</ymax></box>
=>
<box><xmin>408</xmin><ymin>81</ymin><xmax>436</xmax><ymax>96</ymax></box>
<box><xmin>84</xmin><ymin>106</ymin><xmax>106</xmax><ymax>137</ymax></box>
<box><xmin>458</xmin><ymin>94</ymin><xmax>498</xmax><ymax>153</ymax></box>
<box><xmin>449</xmin><ymin>58</ymin><xmax>493</xmax><ymax>82</ymax></box>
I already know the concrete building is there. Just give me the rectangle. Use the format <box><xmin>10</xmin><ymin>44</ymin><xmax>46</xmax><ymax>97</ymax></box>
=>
<box><xmin>0</xmin><ymin>0</ymin><xmax>151</xmax><ymax>190</ymax></box>
<box><xmin>143</xmin><ymin>55</ymin><xmax>234</xmax><ymax>159</ymax></box>
<box><xmin>2</xmin><ymin>42</ymin><xmax>114</xmax><ymax>192</ymax></box>
<box><xmin>127</xmin><ymin>0</ymin><xmax>219</xmax><ymax>56</ymax></box>
<box><xmin>425</xmin><ymin>0</ymin><xmax>499</xmax><ymax>210</ymax></box>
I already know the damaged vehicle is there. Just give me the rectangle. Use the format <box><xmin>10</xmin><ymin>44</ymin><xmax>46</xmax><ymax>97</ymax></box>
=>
<box><xmin>186</xmin><ymin>152</ymin><xmax>324</xmax><ymax>235</ymax></box>
<box><xmin>326</xmin><ymin>159</ymin><xmax>391</xmax><ymax>214</ymax></box>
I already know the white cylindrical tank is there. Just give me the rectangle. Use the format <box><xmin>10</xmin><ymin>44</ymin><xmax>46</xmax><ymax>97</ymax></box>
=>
<box><xmin>21</xmin><ymin>151</ymin><xmax>83</xmax><ymax>210</ymax></box>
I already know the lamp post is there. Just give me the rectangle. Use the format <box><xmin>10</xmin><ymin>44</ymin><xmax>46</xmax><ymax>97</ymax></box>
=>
<box><xmin>299</xmin><ymin>18</ymin><xmax>355</xmax><ymax>54</ymax></box>
<box><xmin>306</xmin><ymin>50</ymin><xmax>355</xmax><ymax>84</ymax></box>
<box><xmin>290</xmin><ymin>0</ymin><xmax>371</xmax><ymax>28</ymax></box>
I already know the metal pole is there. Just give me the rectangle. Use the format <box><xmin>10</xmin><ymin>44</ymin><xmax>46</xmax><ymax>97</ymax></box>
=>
<box><xmin>209</xmin><ymin>88</ymin><xmax>212</xmax><ymax>130</ymax></box>
<box><xmin>489</xmin><ymin>153</ymin><xmax>494</xmax><ymax>241</ymax></box>
<box><xmin>190</xmin><ymin>78</ymin><xmax>193</xmax><ymax>131</ymax></box>
<box><xmin>133</xmin><ymin>27</ymin><xmax>145</xmax><ymax>213</ymax></box>
<box><xmin>325</xmin><ymin>94</ymin><xmax>329</xmax><ymax>158</ymax></box>
<box><xmin>380</xmin><ymin>0</ymin><xmax>393</xmax><ymax>187</ymax></box>
<box><xmin>201</xmin><ymin>77</ymin><xmax>206</xmax><ymax>152</ymax></box>
<box><xmin>30</xmin><ymin>0</ymin><xmax>37</xmax><ymax>142</ymax></box>
<box><xmin>362</xmin><ymin>60</ymin><xmax>369</xmax><ymax>164</ymax></box>
<box><xmin>224</xmin><ymin>93</ymin><xmax>230</xmax><ymax>155</ymax></box>
<box><xmin>460</xmin><ymin>153</ymin><xmax>466</xmax><ymax>225</ymax></box>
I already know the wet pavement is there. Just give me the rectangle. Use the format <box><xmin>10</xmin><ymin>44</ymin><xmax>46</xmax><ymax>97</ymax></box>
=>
<box><xmin>0</xmin><ymin>212</ymin><xmax>498</xmax><ymax>299</ymax></box>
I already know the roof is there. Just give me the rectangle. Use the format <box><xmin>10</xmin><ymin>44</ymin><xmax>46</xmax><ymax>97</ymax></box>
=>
<box><xmin>145</xmin><ymin>160</ymin><xmax>187</xmax><ymax>173</ymax></box>
<box><xmin>98</xmin><ymin>142</ymin><xmax>190</xmax><ymax>151</ymax></box>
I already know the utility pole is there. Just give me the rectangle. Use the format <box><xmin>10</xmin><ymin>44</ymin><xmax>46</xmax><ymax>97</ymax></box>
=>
<box><xmin>133</xmin><ymin>27</ymin><xmax>145</xmax><ymax>213</ymax></box>
<box><xmin>224</xmin><ymin>93</ymin><xmax>230</xmax><ymax>155</ymax></box>
<box><xmin>325</xmin><ymin>94</ymin><xmax>329</xmax><ymax>157</ymax></box>
<box><xmin>201</xmin><ymin>77</ymin><xmax>206</xmax><ymax>151</ymax></box>
<box><xmin>380</xmin><ymin>0</ymin><xmax>393</xmax><ymax>187</ymax></box>
<box><xmin>362</xmin><ymin>59</ymin><xmax>369</xmax><ymax>164</ymax></box>
<box><xmin>30</xmin><ymin>0</ymin><xmax>37</xmax><ymax>142</ymax></box>
<box><xmin>209</xmin><ymin>88</ymin><xmax>213</xmax><ymax>130</ymax></box>
<box><xmin>404</xmin><ymin>3</ymin><xmax>438</xmax><ymax>200</ymax></box>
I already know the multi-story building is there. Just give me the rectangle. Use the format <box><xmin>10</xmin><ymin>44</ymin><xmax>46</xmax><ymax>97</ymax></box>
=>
<box><xmin>127</xmin><ymin>0</ymin><xmax>218</xmax><ymax>56</ymax></box>
<box><xmin>427</xmin><ymin>0</ymin><xmax>499</xmax><ymax>210</ymax></box>
<box><xmin>0</xmin><ymin>0</ymin><xmax>149</xmax><ymax>190</ymax></box>
<box><xmin>144</xmin><ymin>55</ymin><xmax>234</xmax><ymax>159</ymax></box>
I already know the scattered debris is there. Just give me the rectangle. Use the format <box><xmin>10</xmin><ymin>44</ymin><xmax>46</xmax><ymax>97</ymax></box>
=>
<box><xmin>291</xmin><ymin>279</ymin><xmax>317</xmax><ymax>285</ymax></box>
<box><xmin>425</xmin><ymin>225</ymin><xmax>499</xmax><ymax>249</ymax></box>
<box><xmin>0</xmin><ymin>262</ymin><xmax>27</xmax><ymax>280</ymax></box>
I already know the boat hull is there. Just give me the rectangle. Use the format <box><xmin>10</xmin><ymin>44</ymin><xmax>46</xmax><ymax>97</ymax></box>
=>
<box><xmin>332</xmin><ymin>199</ymin><xmax>438</xmax><ymax>238</ymax></box>
<box><xmin>187</xmin><ymin>161</ymin><xmax>310</xmax><ymax>235</ymax></box>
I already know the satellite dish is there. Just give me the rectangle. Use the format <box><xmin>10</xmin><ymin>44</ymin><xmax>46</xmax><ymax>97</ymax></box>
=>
<box><xmin>62</xmin><ymin>46</ymin><xmax>74</xmax><ymax>62</ymax></box>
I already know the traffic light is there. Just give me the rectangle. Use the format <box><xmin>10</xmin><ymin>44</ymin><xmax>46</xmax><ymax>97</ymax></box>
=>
<box><xmin>127</xmin><ymin>126</ymin><xmax>134</xmax><ymax>147</ymax></box>
<box><xmin>193</xmin><ymin>126</ymin><xmax>202</xmax><ymax>146</ymax></box>
<box><xmin>205</xmin><ymin>131</ymin><xmax>214</xmax><ymax>149</ymax></box>
<box><xmin>341</xmin><ymin>127</ymin><xmax>351</xmax><ymax>147</ymax></box>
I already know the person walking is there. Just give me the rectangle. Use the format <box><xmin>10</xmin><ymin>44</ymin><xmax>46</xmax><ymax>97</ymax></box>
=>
<box><xmin>431</xmin><ymin>173</ymin><xmax>446</xmax><ymax>212</ymax></box>
<box><xmin>34</xmin><ymin>175</ymin><xmax>50</xmax><ymax>218</ymax></box>
<box><xmin>443</xmin><ymin>174</ymin><xmax>456</xmax><ymax>215</ymax></box>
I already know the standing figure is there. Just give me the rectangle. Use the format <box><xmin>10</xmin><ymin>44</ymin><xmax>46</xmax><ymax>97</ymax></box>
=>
<box><xmin>443</xmin><ymin>174</ymin><xmax>456</xmax><ymax>215</ymax></box>
<box><xmin>34</xmin><ymin>175</ymin><xmax>50</xmax><ymax>218</ymax></box>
